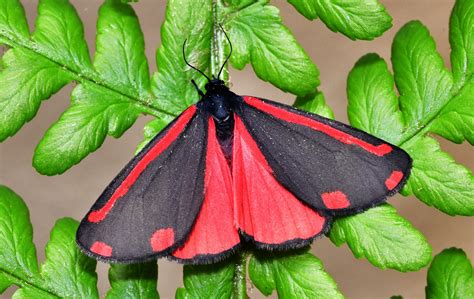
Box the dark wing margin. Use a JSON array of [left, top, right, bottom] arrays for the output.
[[76, 105, 209, 263], [236, 96, 412, 216]]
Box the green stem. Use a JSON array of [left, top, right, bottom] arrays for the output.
[[0, 35, 176, 119], [211, 1, 247, 297], [233, 252, 248, 299], [398, 74, 473, 147], [0, 268, 59, 297], [211, 0, 229, 84]]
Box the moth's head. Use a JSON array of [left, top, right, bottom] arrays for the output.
[[205, 79, 227, 92]]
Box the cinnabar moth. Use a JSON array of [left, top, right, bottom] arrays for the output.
[[76, 81, 411, 264], [76, 32, 412, 265]]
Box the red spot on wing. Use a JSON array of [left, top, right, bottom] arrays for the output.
[[173, 118, 239, 259], [244, 96, 392, 156], [150, 228, 175, 252], [385, 170, 404, 190], [88, 106, 197, 223], [233, 115, 326, 244], [321, 191, 350, 209], [90, 241, 113, 257]]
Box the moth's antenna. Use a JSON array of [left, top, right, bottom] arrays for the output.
[[183, 39, 211, 82], [217, 24, 232, 80], [191, 79, 204, 97]]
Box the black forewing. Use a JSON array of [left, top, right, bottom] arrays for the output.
[[77, 105, 208, 263], [236, 97, 412, 216]]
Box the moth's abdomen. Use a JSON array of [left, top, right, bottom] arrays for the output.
[[214, 115, 234, 163]]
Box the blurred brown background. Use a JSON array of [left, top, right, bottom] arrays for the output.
[[1, 0, 473, 298]]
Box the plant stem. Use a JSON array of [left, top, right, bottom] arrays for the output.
[[233, 252, 248, 299], [211, 0, 229, 84], [0, 268, 59, 298], [211, 1, 247, 297], [398, 74, 473, 147], [0, 35, 175, 119]]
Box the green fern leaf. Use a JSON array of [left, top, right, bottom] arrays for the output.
[[151, 0, 212, 116], [106, 263, 159, 299], [248, 248, 343, 298], [0, 186, 98, 298], [226, 1, 319, 96], [335, 0, 473, 272], [288, 0, 392, 40], [176, 262, 235, 299], [426, 248, 474, 298], [0, 0, 176, 175]]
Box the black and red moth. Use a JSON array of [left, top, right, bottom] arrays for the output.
[[76, 78, 412, 264]]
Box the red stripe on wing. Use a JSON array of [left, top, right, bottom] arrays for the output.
[[233, 115, 327, 245], [173, 117, 239, 260], [385, 170, 404, 190], [150, 228, 175, 252], [321, 191, 350, 209], [244, 96, 392, 156], [88, 106, 197, 223], [90, 241, 113, 257]]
